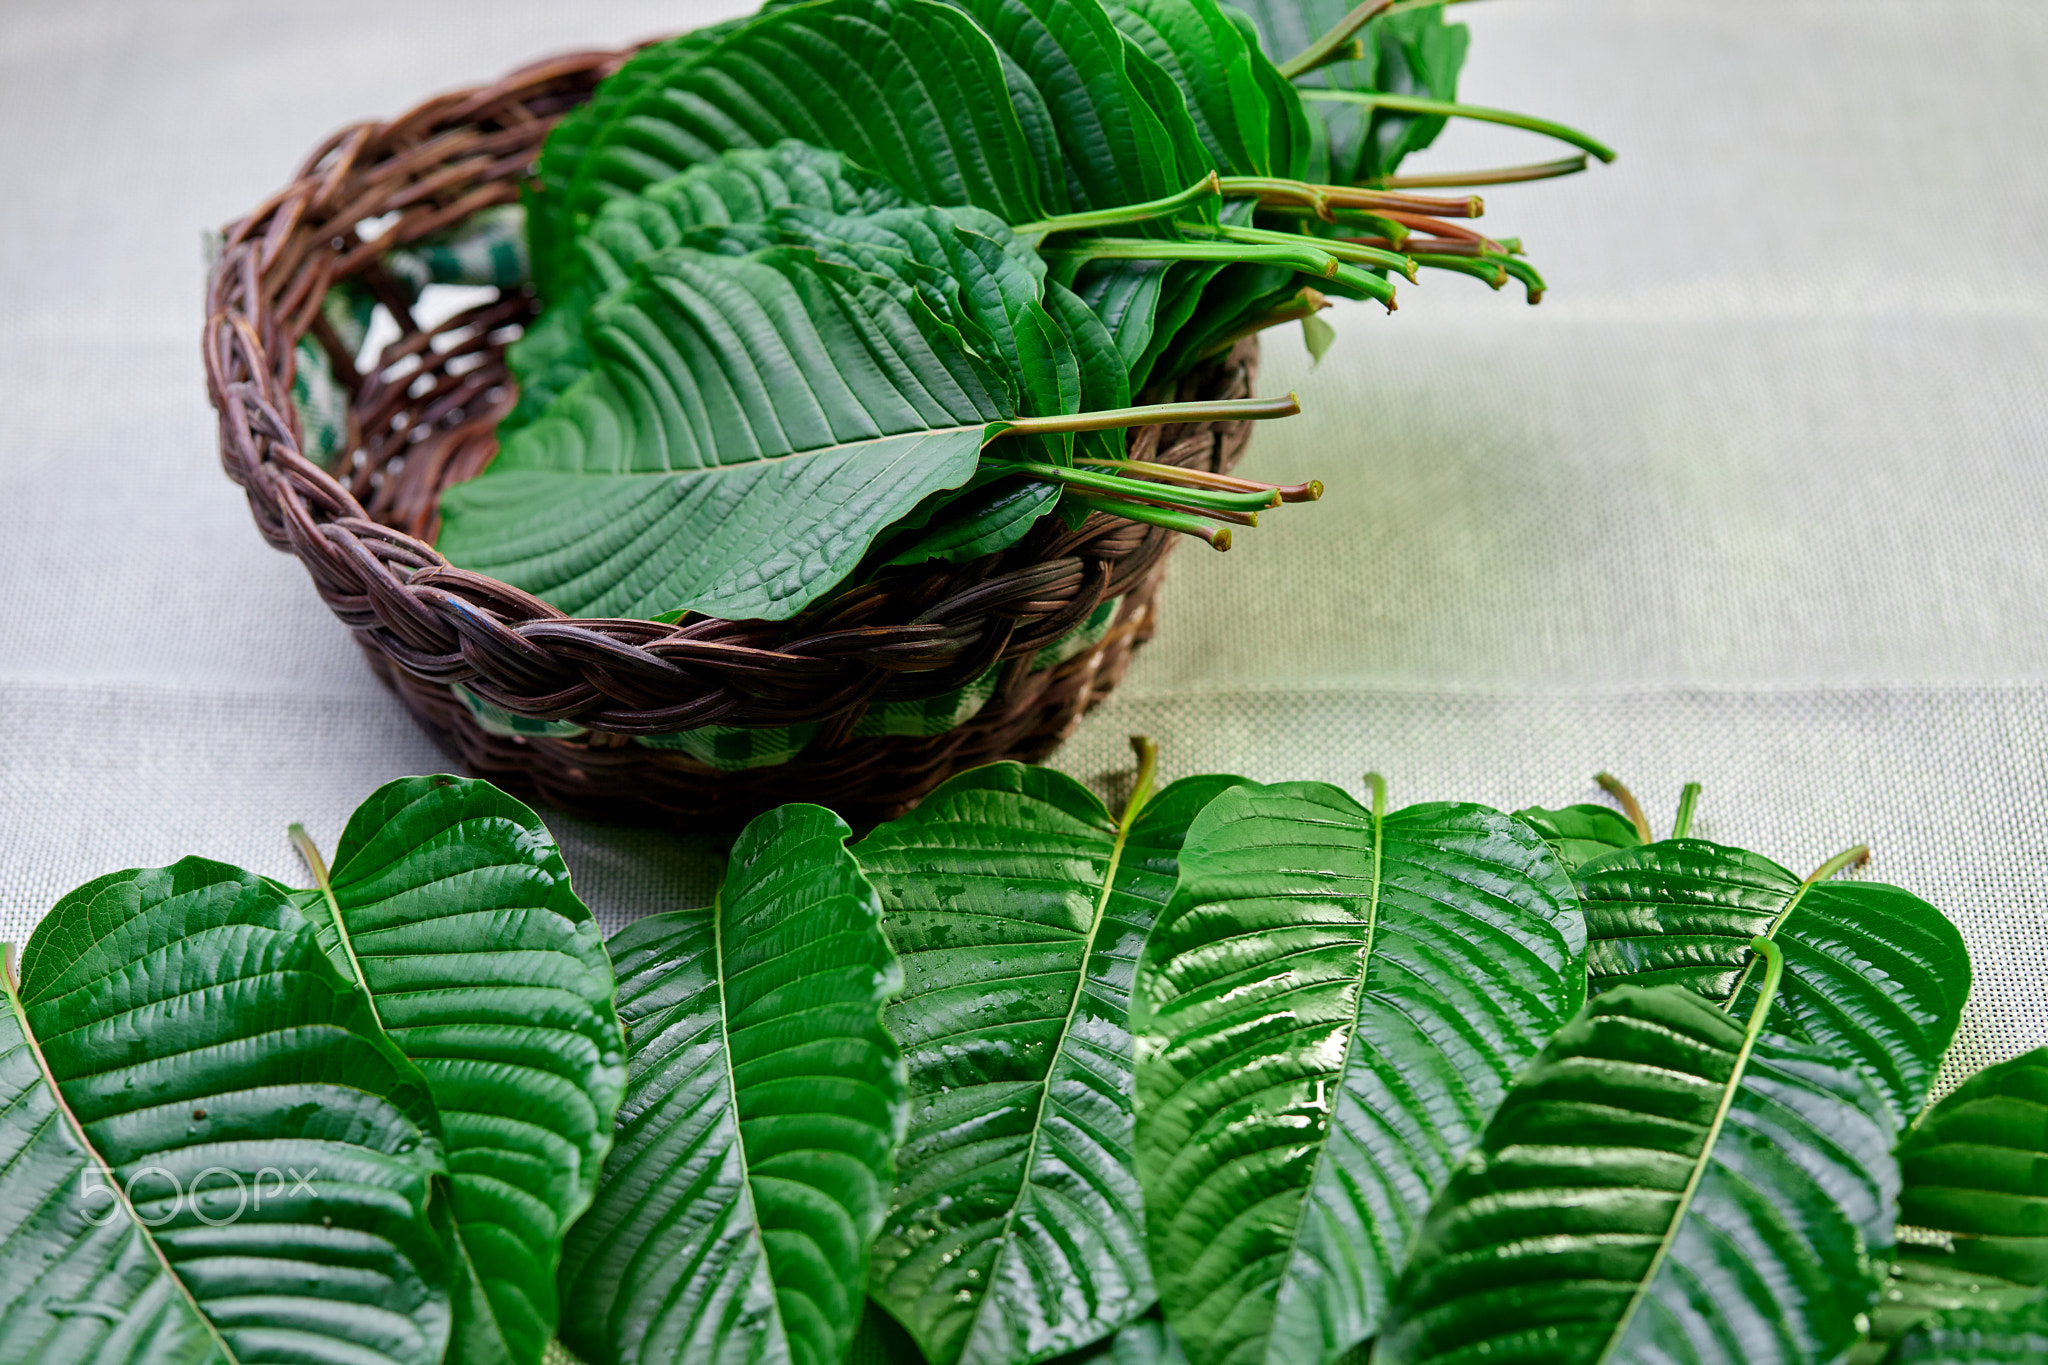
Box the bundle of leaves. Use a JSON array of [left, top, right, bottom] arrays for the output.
[[430, 0, 1613, 626], [5, 757, 2035, 1365]]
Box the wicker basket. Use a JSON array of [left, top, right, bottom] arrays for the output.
[[202, 45, 1261, 828]]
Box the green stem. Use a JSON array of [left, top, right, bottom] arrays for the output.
[[1263, 204, 1413, 243], [1279, 0, 1396, 80], [987, 459, 1279, 513], [1070, 493, 1232, 549], [997, 393, 1300, 437], [1672, 782, 1703, 840], [1188, 222, 1416, 279], [1329, 262, 1400, 307], [1370, 155, 1590, 189], [1124, 737, 1161, 824], [1044, 236, 1342, 278], [1296, 37, 1366, 75], [1719, 845, 1870, 1011], [1596, 772, 1652, 844], [1497, 255, 1547, 304], [1594, 936, 1786, 1365], [1076, 458, 1323, 503], [1302, 89, 1618, 163], [1411, 252, 1507, 289], [1013, 173, 1222, 238]]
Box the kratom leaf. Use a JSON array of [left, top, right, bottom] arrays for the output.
[[1861, 1047, 2048, 1358], [855, 757, 1244, 1365], [1131, 779, 1587, 1365], [1376, 972, 1900, 1365], [1886, 1291, 2048, 1365], [511, 142, 911, 430], [290, 776, 626, 1365], [1065, 1314, 1191, 1365], [551, 0, 1059, 250], [0, 860, 451, 1365], [1576, 839, 1970, 1129], [1514, 801, 1643, 872], [556, 804, 907, 1365], [440, 243, 1029, 623], [880, 476, 1063, 567]]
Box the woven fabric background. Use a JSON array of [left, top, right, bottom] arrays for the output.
[[2, 0, 2044, 1109]]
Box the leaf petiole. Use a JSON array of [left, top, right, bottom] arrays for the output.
[[1184, 222, 1417, 279], [1672, 782, 1703, 840], [1302, 89, 1619, 163], [996, 393, 1300, 436], [1069, 493, 1233, 550], [1596, 772, 1653, 844], [1369, 155, 1592, 189], [1278, 0, 1396, 81], [986, 459, 1279, 513], [1074, 457, 1323, 503], [1410, 252, 1508, 289], [1042, 236, 1343, 278], [1012, 173, 1223, 239]]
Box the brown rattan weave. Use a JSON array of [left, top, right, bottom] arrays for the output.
[[202, 44, 1261, 828]]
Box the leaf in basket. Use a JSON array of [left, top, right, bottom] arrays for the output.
[[1105, 0, 1314, 182], [1131, 778, 1587, 1365], [440, 214, 1100, 623], [545, 0, 1061, 264], [0, 860, 452, 1365], [852, 754, 1244, 1365], [555, 804, 907, 1365], [509, 143, 913, 432], [289, 776, 625, 1365]]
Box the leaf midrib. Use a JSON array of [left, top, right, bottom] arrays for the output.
[[1263, 786, 1387, 1365], [959, 804, 1133, 1360], [710, 885, 788, 1358], [1, 953, 242, 1365]]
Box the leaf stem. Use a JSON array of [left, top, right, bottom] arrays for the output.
[[1, 947, 244, 1365], [1595, 772, 1652, 844], [1012, 173, 1223, 238], [1043, 236, 1342, 277], [1412, 252, 1506, 289], [1220, 176, 1483, 219], [1278, 0, 1396, 80], [1123, 736, 1161, 828], [1069, 493, 1231, 550], [1718, 843, 1870, 1011], [1075, 458, 1323, 502], [1594, 937, 1785, 1365], [289, 822, 383, 1032], [1187, 222, 1417, 279], [988, 459, 1278, 513], [997, 393, 1300, 436], [1370, 155, 1591, 189], [1301, 89, 1619, 163], [1671, 783, 1703, 840]]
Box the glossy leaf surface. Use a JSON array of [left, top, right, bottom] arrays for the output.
[[439, 244, 1021, 623], [1513, 802, 1643, 872], [1578, 839, 1970, 1128], [296, 776, 626, 1365], [1888, 1291, 2048, 1364], [1132, 781, 1587, 1365], [1377, 983, 1898, 1365], [557, 804, 907, 1365], [0, 860, 450, 1365], [856, 763, 1243, 1365]]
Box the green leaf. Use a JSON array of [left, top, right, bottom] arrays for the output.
[[1513, 802, 1643, 873], [557, 804, 908, 1365], [880, 476, 1064, 567], [1576, 839, 1970, 1129], [512, 142, 911, 431], [855, 759, 1245, 1365], [1376, 975, 1899, 1365], [439, 243, 1025, 623], [292, 776, 626, 1365], [1, 860, 451, 1364], [1887, 1290, 2048, 1364], [1860, 1047, 2048, 1359], [1131, 779, 1587, 1365], [553, 0, 1059, 248]]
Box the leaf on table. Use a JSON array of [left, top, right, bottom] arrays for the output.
[[1576, 838, 1970, 1129], [0, 860, 451, 1365], [855, 759, 1244, 1365], [1132, 779, 1587, 1365], [556, 804, 907, 1365], [1376, 980, 1899, 1365], [293, 775, 626, 1365], [1513, 801, 1643, 872], [1862, 1048, 2048, 1358]]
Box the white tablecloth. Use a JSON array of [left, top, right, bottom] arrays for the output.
[[2, 0, 2043, 1091]]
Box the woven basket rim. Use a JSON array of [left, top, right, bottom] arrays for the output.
[[201, 41, 1263, 742]]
